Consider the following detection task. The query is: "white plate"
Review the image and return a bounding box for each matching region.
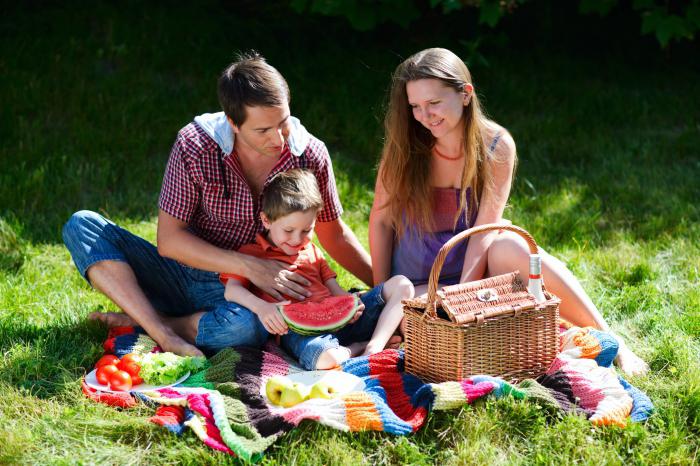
[261,370,365,401]
[85,369,191,393]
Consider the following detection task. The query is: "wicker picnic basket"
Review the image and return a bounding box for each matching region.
[403,224,560,383]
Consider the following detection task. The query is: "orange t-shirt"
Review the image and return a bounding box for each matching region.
[220,233,336,303]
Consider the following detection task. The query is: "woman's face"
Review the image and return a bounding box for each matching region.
[405,79,470,140]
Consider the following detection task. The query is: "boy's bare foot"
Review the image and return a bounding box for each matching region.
[614,345,649,377]
[347,341,368,357]
[384,335,403,350]
[88,311,136,328]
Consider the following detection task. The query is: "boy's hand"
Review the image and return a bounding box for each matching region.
[348,291,365,324]
[244,256,311,301]
[255,301,290,335]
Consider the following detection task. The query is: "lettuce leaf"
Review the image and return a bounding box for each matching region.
[139,352,207,385]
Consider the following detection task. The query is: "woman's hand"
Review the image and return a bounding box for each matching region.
[255,301,290,335]
[244,256,311,301]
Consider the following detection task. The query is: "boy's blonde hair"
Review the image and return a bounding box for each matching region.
[261,169,324,221]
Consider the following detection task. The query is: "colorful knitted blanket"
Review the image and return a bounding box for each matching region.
[82,324,653,463]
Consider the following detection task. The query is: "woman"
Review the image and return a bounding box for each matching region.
[369,48,647,376]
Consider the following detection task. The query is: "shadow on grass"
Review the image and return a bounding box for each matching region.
[0,318,107,398]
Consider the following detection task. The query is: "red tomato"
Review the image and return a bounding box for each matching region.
[95,355,120,369]
[95,364,119,385]
[130,375,144,385]
[117,360,141,377]
[109,370,133,391]
[120,353,142,365]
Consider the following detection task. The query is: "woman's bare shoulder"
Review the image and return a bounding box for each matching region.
[482,122,516,161]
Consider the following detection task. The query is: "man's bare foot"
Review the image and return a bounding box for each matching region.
[158,334,204,357]
[88,311,136,328]
[615,345,649,377]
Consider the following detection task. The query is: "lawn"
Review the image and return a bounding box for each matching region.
[1,2,699,465]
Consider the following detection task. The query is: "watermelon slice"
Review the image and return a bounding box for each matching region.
[278,295,362,336]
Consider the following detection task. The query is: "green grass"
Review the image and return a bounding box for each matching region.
[2,2,700,464]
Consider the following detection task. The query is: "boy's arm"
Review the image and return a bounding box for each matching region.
[323,278,364,324]
[224,278,289,335]
[324,278,350,297]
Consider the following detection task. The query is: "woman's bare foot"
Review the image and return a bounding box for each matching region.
[614,345,649,377]
[88,311,136,328]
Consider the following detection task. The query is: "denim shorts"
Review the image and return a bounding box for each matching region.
[281,284,386,370]
[62,210,268,352]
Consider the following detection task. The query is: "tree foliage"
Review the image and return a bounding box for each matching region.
[290,0,700,48]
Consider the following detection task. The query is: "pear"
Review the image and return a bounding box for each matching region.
[265,376,293,406]
[308,380,338,399]
[279,382,310,408]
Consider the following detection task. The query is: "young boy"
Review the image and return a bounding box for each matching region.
[220,169,413,370]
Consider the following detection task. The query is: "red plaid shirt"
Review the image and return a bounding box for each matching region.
[158,120,343,251]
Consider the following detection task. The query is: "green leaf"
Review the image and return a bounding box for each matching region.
[579,0,618,16]
[632,0,654,10]
[479,0,502,27]
[289,0,309,14]
[687,4,700,28]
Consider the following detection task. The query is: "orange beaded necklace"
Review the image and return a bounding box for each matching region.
[433,145,462,161]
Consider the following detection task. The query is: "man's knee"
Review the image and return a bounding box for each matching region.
[62,210,107,248]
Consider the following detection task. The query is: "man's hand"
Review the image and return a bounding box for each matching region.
[255,302,290,335]
[244,256,311,301]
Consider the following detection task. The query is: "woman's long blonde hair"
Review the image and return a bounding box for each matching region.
[380,48,498,237]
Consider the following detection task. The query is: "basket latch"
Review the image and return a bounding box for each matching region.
[476,288,499,303]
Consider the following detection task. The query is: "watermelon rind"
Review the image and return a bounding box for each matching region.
[279,295,361,336]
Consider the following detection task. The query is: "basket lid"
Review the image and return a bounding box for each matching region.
[406,272,538,324]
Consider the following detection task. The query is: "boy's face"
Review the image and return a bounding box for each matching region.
[261,209,317,255]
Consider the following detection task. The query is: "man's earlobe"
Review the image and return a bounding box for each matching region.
[227,116,240,134]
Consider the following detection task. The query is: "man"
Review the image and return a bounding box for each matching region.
[62,52,372,356]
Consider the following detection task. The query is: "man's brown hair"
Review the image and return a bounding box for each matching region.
[217,51,290,126]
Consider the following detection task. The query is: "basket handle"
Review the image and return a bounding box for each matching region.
[424,223,539,318]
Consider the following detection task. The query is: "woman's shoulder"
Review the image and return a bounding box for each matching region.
[482,122,516,161]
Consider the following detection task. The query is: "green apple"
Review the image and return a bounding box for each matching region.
[308,381,338,400]
[279,382,310,408]
[265,376,293,406]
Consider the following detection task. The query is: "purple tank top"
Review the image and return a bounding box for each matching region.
[390,133,502,285]
[391,187,477,286]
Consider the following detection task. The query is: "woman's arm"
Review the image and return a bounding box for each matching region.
[223,278,289,335]
[460,130,517,283]
[369,169,395,286]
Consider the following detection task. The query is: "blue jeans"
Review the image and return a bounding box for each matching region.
[281,284,386,370]
[62,210,268,352]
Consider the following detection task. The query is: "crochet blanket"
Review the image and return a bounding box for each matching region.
[82,324,653,463]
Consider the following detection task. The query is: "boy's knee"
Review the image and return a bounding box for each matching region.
[315,347,351,370]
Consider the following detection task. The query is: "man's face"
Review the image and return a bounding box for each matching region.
[230,104,291,158]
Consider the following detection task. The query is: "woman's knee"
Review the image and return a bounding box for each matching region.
[383,275,414,299]
[487,231,530,275]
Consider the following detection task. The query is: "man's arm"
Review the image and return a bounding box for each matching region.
[314,218,373,287]
[157,210,311,300]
